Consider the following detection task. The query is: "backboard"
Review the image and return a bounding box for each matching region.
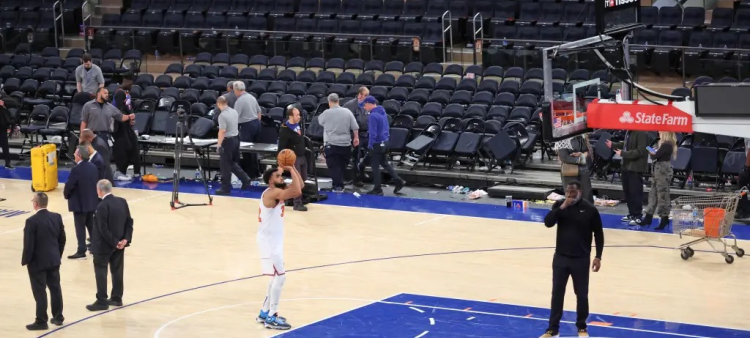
[541,79,600,142]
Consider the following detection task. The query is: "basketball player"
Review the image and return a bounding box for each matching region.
[256,165,303,330]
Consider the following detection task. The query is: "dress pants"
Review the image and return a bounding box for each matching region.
[548,254,590,331]
[73,212,94,254]
[238,119,261,178]
[324,144,351,190]
[94,250,124,302]
[370,142,400,191]
[28,266,63,322]
[292,156,308,206]
[621,169,644,217]
[0,128,10,166]
[219,136,250,191]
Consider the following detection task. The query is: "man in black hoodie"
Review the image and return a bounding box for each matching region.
[607,131,650,222]
[277,107,308,211]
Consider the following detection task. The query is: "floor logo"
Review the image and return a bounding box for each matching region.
[0,209,30,218]
[619,111,635,123]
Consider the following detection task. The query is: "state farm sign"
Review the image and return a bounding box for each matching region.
[586,99,693,133]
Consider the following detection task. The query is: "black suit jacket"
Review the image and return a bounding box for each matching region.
[64,160,100,213]
[22,209,66,272]
[92,136,114,183]
[91,194,133,255]
[89,152,107,181]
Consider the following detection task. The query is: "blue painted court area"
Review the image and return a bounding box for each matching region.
[279,294,750,338]
[2,166,750,240]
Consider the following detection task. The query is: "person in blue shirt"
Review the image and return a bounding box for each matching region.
[361,96,405,195]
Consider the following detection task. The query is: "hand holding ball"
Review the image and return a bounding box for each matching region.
[277,149,297,167]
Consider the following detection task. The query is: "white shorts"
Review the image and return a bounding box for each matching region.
[260,255,285,276]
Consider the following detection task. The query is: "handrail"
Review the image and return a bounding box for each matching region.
[52,1,65,49]
[441,10,453,63]
[86,24,422,40]
[471,12,483,65]
[479,37,750,54]
[82,1,93,51]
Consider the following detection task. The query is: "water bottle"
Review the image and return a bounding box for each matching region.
[195,169,201,181]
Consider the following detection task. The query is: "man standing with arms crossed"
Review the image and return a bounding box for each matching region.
[541,180,604,338]
[233,81,263,178]
[256,165,303,330]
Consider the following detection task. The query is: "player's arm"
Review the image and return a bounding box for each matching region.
[278,166,303,201]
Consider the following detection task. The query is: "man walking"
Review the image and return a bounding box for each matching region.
[360,96,404,195]
[606,131,649,223]
[75,54,105,95]
[22,192,66,330]
[234,81,263,178]
[318,93,359,192]
[541,181,604,338]
[86,180,133,311]
[64,146,100,260]
[344,87,370,187]
[215,96,251,195]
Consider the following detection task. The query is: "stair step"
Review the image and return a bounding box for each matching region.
[95,5,122,15]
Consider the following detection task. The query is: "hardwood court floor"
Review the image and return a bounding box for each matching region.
[0,177,749,337]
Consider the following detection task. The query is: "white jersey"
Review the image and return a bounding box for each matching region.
[257,189,285,257]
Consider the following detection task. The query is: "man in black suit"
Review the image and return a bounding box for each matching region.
[81,129,114,184]
[80,140,107,181]
[87,179,133,311]
[22,192,66,330]
[64,145,101,260]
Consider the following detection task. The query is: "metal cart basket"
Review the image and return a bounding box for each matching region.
[671,191,746,264]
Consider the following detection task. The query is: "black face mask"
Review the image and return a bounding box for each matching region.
[274,182,287,189]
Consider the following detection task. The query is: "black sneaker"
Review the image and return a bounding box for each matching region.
[4,164,14,170]
[393,179,405,194]
[67,253,86,260]
[353,180,364,187]
[86,302,109,312]
[215,189,231,196]
[366,189,384,196]
[293,204,308,211]
[264,314,291,330]
[50,316,64,326]
[25,321,48,331]
[107,299,123,307]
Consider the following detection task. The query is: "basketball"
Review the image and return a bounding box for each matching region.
[277,149,296,167]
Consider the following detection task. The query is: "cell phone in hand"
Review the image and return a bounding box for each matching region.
[646,146,656,154]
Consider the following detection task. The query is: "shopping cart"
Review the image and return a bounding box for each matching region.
[671,190,746,264]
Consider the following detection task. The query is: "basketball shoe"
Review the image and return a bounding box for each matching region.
[256,310,286,324]
[539,330,559,338]
[264,314,292,330]
[578,328,590,337]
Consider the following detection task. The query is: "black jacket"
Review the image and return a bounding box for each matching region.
[90,151,107,181]
[22,209,66,272]
[278,124,305,157]
[92,136,114,183]
[64,161,101,213]
[91,194,133,255]
[544,199,604,259]
[613,131,650,173]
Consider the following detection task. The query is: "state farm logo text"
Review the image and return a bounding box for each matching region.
[619,111,689,126]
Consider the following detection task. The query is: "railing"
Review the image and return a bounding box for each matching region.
[82,1,94,50]
[471,13,483,65]
[85,25,435,65]
[441,10,453,63]
[52,1,65,48]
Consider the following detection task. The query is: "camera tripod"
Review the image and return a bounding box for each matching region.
[171,115,213,210]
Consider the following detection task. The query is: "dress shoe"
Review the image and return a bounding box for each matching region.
[50,316,64,326]
[67,252,86,260]
[26,321,48,330]
[215,189,231,196]
[86,302,109,311]
[293,204,308,211]
[365,189,384,196]
[107,299,123,307]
